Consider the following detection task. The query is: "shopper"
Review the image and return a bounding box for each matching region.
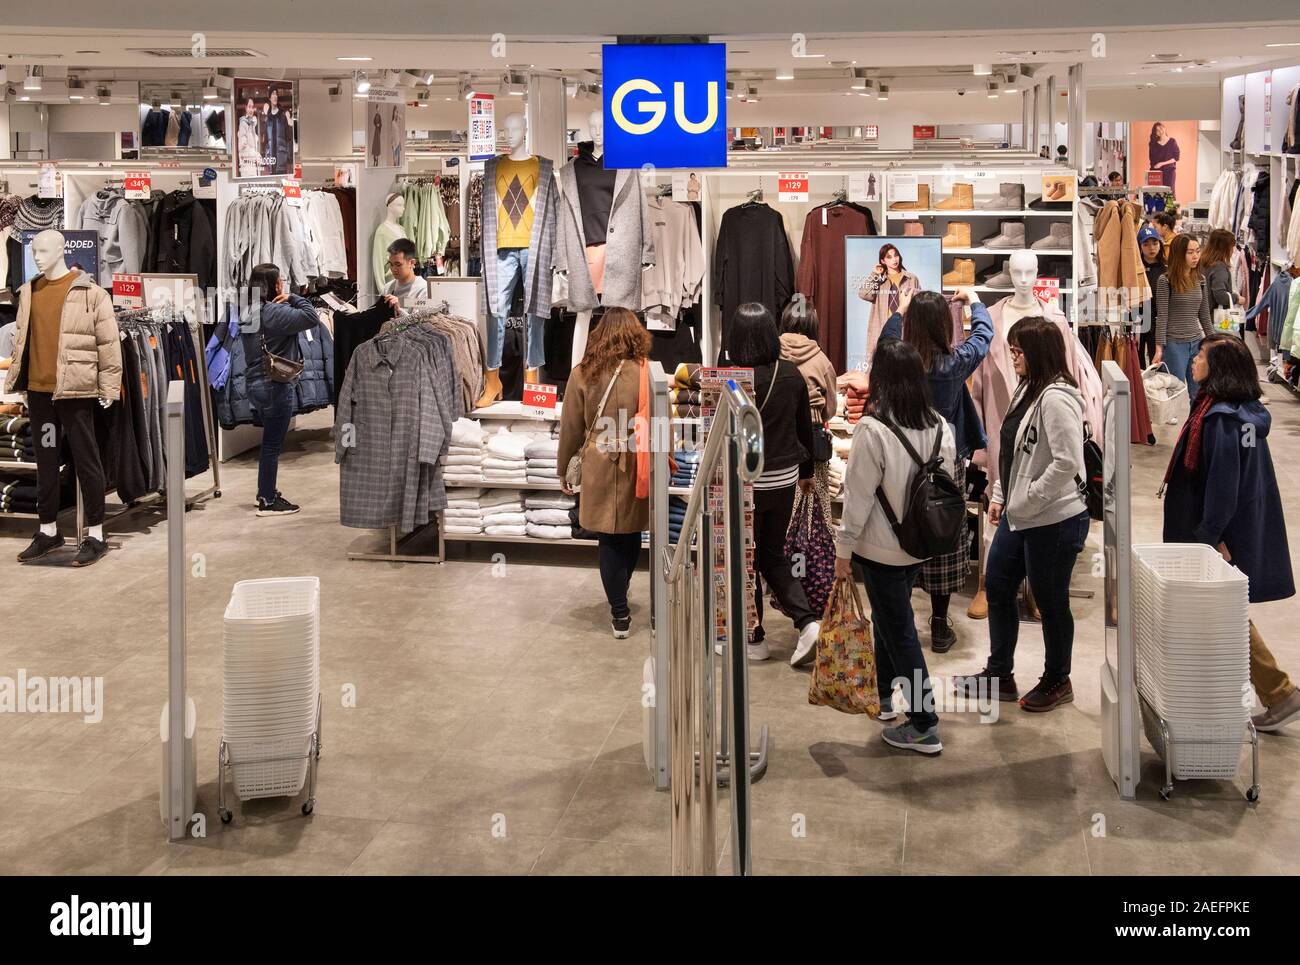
[1153,233,1212,399]
[835,338,955,754]
[382,238,432,309]
[242,263,319,517]
[1160,334,1300,733]
[1135,224,1166,367]
[879,287,991,653]
[558,307,651,639]
[1153,212,1178,261]
[1201,228,1239,314]
[956,317,1090,712]
[778,300,838,423]
[727,303,822,663]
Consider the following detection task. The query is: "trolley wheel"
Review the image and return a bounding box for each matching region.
[1159,785,1172,801]
[219,808,233,824]
[1246,785,1260,803]
[302,800,314,816]
[214,490,222,498]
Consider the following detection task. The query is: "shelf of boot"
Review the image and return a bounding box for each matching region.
[942,247,1072,256]
[886,210,1072,218]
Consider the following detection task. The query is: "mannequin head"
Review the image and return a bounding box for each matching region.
[503,113,527,151]
[385,192,405,223]
[1008,250,1039,303]
[31,230,68,278]
[588,110,604,151]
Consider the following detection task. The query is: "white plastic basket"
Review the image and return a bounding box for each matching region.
[1131,544,1249,781]
[1142,365,1189,427]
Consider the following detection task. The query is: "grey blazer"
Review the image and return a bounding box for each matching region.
[553,163,655,313]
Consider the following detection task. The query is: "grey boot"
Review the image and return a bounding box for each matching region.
[1030,221,1072,251]
[983,221,1026,249]
[982,259,1013,288]
[980,182,1025,210]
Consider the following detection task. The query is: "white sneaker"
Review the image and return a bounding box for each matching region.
[747,639,770,661]
[791,621,820,667]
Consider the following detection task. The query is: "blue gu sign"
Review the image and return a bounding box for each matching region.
[602,42,727,169]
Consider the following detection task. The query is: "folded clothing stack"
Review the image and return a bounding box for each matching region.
[826,455,846,499]
[0,415,34,463]
[843,384,868,425]
[481,488,526,535]
[671,448,701,490]
[524,436,560,485]
[670,387,701,419]
[483,429,529,484]
[667,495,688,544]
[446,418,486,486]
[0,473,39,515]
[524,490,575,538]
[443,487,486,534]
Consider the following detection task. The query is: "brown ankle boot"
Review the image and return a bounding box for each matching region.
[475,368,503,409]
[524,367,540,385]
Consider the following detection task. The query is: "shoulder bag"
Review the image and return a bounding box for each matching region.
[260,334,304,383]
[564,360,625,493]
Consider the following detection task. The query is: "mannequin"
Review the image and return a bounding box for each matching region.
[557,108,655,368]
[372,193,409,291]
[4,230,121,565]
[476,112,557,406]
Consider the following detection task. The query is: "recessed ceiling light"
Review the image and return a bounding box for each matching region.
[1265,42,1300,48]
[19,95,30,101]
[775,68,793,80]
[973,64,992,76]
[338,56,372,61]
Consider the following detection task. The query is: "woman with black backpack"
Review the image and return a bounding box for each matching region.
[955,317,1090,713]
[834,339,956,756]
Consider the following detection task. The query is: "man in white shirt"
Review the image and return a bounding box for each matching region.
[382,238,431,312]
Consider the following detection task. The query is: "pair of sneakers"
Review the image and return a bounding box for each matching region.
[17,532,107,567]
[256,492,300,517]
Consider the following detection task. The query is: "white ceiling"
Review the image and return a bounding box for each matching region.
[3,21,1299,101]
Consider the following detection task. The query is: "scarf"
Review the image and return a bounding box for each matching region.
[1164,392,1215,487]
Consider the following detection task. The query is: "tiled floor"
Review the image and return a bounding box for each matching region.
[1,384,1297,876]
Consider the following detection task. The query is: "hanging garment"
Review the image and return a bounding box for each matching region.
[797,201,875,372]
[641,195,704,331]
[71,189,150,288]
[554,161,653,314]
[302,190,349,279]
[713,202,794,354]
[142,109,170,148]
[324,186,357,281]
[149,190,217,291]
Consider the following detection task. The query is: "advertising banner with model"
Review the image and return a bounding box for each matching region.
[232,79,296,180]
[1130,120,1198,204]
[365,87,406,169]
[845,236,941,372]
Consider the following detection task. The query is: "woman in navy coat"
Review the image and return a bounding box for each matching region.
[1162,334,1300,733]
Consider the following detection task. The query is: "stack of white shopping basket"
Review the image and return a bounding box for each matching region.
[222,577,321,802]
[1132,544,1249,780]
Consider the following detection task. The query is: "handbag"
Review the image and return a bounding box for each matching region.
[772,486,836,618]
[807,575,879,717]
[260,334,304,384]
[1213,305,1245,333]
[564,360,624,493]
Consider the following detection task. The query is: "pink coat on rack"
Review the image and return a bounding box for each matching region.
[970,296,1106,495]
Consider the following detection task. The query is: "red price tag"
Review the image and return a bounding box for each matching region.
[522,382,558,415]
[1145,170,1164,186]
[912,125,936,140]
[1033,278,1060,305]
[123,171,152,199]
[281,179,302,206]
[294,163,303,180]
[778,171,809,202]
[112,273,144,309]
[157,160,181,169]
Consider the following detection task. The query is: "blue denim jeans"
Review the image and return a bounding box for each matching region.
[486,247,546,370]
[985,510,1090,681]
[249,377,295,503]
[1161,337,1202,401]
[853,555,937,731]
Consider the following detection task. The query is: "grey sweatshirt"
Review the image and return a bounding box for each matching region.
[990,380,1088,532]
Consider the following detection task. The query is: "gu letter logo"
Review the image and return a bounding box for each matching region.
[602,43,727,170]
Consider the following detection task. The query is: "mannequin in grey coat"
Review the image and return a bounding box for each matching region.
[554,110,655,365]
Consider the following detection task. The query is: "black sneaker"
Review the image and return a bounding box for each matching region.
[17,531,65,563]
[1020,675,1074,713]
[256,494,300,517]
[954,667,1020,702]
[930,617,957,654]
[612,616,632,639]
[70,537,108,567]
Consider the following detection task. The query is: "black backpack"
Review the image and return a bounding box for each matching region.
[871,417,966,560]
[1076,421,1104,521]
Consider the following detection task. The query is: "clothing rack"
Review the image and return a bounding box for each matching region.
[94,304,223,542]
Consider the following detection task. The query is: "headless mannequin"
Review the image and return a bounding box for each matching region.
[478,112,547,405]
[30,231,109,543]
[570,109,605,369]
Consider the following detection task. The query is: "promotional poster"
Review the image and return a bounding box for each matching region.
[1129,119,1199,205]
[844,236,942,371]
[365,88,406,169]
[232,78,296,179]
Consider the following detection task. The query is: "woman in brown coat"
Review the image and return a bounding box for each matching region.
[558,307,651,638]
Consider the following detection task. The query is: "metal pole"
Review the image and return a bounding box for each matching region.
[724,407,752,876]
[1047,75,1058,160]
[698,510,717,874]
[1021,90,1032,150]
[1032,85,1042,154]
[669,574,690,874]
[1068,63,1087,175]
[165,380,188,841]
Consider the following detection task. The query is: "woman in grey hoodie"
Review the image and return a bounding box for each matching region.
[956,317,1090,713]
